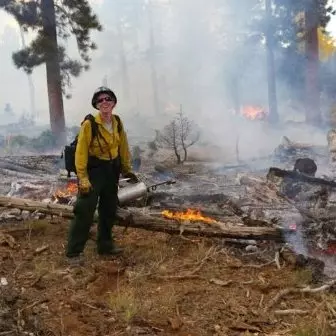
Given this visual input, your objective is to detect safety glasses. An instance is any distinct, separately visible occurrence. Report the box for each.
[96,96,114,104]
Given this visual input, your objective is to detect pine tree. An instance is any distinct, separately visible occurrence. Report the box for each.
[0,0,102,144]
[272,0,335,125]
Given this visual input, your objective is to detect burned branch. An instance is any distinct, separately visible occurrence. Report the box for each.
[155,108,200,163]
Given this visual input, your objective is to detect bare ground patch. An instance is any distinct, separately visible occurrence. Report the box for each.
[0,219,335,336]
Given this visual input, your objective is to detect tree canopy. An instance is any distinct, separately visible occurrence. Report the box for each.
[0,0,102,93]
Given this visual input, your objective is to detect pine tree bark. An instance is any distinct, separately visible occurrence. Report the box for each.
[41,0,66,145]
[265,0,279,124]
[305,2,321,126]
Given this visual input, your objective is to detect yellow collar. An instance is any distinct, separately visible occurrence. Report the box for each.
[94,113,115,125]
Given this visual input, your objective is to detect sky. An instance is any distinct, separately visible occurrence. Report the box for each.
[328,0,336,34]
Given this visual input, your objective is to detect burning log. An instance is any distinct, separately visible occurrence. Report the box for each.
[154,203,236,220]
[0,195,291,241]
[241,105,267,120]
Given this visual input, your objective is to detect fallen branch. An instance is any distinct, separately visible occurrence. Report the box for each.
[265,280,336,311]
[274,309,309,316]
[153,274,204,280]
[19,298,48,312]
[228,260,275,269]
[154,246,216,280]
[30,271,47,288]
[34,245,49,255]
[0,196,292,241]
[274,251,281,269]
[210,279,233,286]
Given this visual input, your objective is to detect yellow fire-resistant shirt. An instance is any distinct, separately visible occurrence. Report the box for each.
[75,113,131,180]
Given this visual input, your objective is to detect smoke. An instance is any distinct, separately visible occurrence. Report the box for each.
[284,214,309,256]
[0,0,335,156]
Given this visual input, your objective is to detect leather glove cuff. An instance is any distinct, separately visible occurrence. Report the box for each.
[123,172,139,183]
[79,178,92,194]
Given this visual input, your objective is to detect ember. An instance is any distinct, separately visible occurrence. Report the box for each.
[241,105,267,120]
[161,209,218,224]
[326,242,336,255]
[289,223,297,231]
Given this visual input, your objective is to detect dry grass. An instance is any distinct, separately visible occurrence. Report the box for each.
[108,279,179,326]
[25,219,50,233]
[1,221,336,336]
[33,259,54,275]
[293,269,314,286]
[108,286,139,324]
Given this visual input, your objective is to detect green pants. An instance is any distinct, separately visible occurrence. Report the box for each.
[66,162,119,257]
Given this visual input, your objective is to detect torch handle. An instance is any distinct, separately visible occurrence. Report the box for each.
[147,180,176,191]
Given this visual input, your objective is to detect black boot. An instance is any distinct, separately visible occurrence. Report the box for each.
[98,242,123,256]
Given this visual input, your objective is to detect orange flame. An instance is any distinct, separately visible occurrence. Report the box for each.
[161,209,217,224]
[55,181,78,199]
[241,105,266,120]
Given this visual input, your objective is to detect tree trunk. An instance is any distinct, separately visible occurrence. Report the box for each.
[265,0,279,124]
[174,148,181,163]
[41,0,66,146]
[147,2,160,115]
[115,4,130,100]
[0,196,290,241]
[231,76,241,116]
[305,3,321,126]
[182,147,187,162]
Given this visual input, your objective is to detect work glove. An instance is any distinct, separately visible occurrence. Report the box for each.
[78,178,92,195]
[123,171,139,184]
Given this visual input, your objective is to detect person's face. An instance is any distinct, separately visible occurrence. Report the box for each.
[96,93,116,115]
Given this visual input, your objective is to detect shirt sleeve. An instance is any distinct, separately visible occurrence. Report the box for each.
[75,120,92,180]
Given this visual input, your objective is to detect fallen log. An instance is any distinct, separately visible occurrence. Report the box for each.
[239,174,323,227]
[281,136,316,150]
[0,155,59,174]
[0,195,291,241]
[0,168,48,180]
[0,161,40,174]
[155,202,271,227]
[268,167,336,188]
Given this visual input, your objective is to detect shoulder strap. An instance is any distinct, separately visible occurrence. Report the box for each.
[114,114,123,134]
[81,113,104,152]
[82,114,98,139]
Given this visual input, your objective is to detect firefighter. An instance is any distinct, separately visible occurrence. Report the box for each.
[66,87,138,265]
